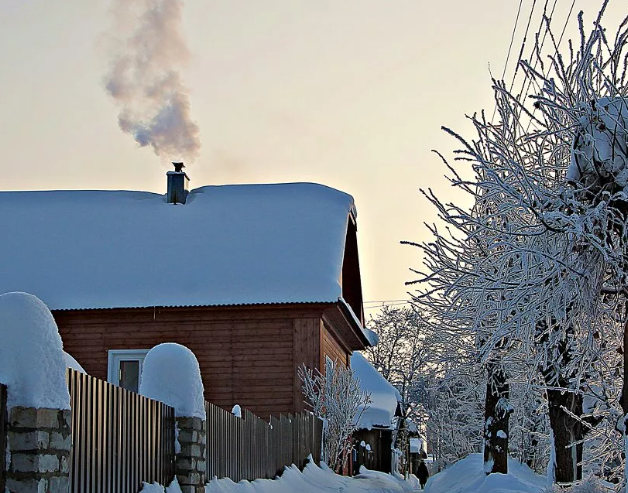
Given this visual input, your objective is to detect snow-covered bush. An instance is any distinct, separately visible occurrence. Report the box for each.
[298,361,370,473]
[0,291,70,410]
[139,343,205,419]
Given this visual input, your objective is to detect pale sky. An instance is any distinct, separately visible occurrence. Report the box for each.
[0,0,618,313]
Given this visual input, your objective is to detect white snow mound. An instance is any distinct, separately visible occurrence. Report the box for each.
[425,453,546,493]
[0,292,70,410]
[139,343,206,419]
[140,475,183,493]
[205,457,414,492]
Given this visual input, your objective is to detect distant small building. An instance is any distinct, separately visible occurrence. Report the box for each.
[0,168,375,419]
[351,352,402,474]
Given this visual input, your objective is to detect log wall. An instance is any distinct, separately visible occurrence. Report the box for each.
[54,304,350,419]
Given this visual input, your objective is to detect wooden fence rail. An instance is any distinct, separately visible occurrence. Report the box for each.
[205,401,323,482]
[67,369,175,493]
[0,383,7,493]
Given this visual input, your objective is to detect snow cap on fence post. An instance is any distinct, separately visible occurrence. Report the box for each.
[0,292,72,493]
[139,342,206,419]
[0,291,70,410]
[140,343,206,493]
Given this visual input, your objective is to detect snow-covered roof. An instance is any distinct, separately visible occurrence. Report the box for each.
[0,182,356,311]
[351,352,401,430]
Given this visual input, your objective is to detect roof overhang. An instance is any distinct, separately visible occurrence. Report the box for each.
[322,301,371,352]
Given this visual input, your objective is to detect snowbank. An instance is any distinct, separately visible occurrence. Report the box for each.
[139,343,206,419]
[351,352,401,430]
[205,459,414,493]
[425,453,546,493]
[0,292,70,410]
[140,476,183,492]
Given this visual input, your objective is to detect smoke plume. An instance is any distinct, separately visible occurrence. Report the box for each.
[104,0,200,161]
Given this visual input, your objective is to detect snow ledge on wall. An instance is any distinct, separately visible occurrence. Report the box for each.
[339,297,378,346]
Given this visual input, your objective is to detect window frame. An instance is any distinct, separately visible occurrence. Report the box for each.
[107,349,150,392]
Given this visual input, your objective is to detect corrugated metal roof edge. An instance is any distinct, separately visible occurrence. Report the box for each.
[50,300,337,312]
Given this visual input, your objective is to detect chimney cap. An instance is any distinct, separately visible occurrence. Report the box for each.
[172,162,185,173]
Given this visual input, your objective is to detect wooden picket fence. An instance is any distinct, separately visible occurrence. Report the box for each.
[205,401,323,482]
[0,384,6,493]
[67,369,176,493]
[0,372,323,490]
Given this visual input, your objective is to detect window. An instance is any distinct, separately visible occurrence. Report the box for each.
[107,349,149,393]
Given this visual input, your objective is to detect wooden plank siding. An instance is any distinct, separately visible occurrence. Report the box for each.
[292,318,321,413]
[322,323,350,369]
[54,304,352,419]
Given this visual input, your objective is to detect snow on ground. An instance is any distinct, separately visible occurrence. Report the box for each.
[0,291,70,410]
[140,476,183,492]
[139,343,206,419]
[425,454,546,493]
[206,460,415,493]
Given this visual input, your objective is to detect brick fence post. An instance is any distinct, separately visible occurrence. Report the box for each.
[5,407,71,493]
[175,416,206,493]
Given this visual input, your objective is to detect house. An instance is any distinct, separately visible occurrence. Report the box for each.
[351,352,402,474]
[0,167,374,419]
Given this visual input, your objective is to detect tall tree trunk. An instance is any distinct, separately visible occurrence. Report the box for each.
[483,363,512,474]
[621,315,628,490]
[537,316,596,485]
[546,388,584,483]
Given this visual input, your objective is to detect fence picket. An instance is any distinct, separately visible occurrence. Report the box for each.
[66,369,175,493]
[204,402,322,483]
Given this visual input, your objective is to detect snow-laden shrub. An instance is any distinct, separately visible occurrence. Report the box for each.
[298,361,370,473]
[139,343,205,419]
[0,291,70,410]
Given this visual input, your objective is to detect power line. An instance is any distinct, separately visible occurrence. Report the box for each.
[512,0,543,98]
[363,300,415,311]
[522,0,576,133]
[492,0,527,123]
[502,0,527,82]
[363,299,411,304]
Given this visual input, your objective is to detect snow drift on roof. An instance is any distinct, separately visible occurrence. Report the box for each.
[339,297,377,347]
[351,352,401,430]
[0,182,355,310]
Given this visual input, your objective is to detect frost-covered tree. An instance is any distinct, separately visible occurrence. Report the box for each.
[366,306,431,424]
[298,362,370,473]
[407,2,628,484]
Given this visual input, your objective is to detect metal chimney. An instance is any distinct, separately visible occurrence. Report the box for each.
[166,162,190,204]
